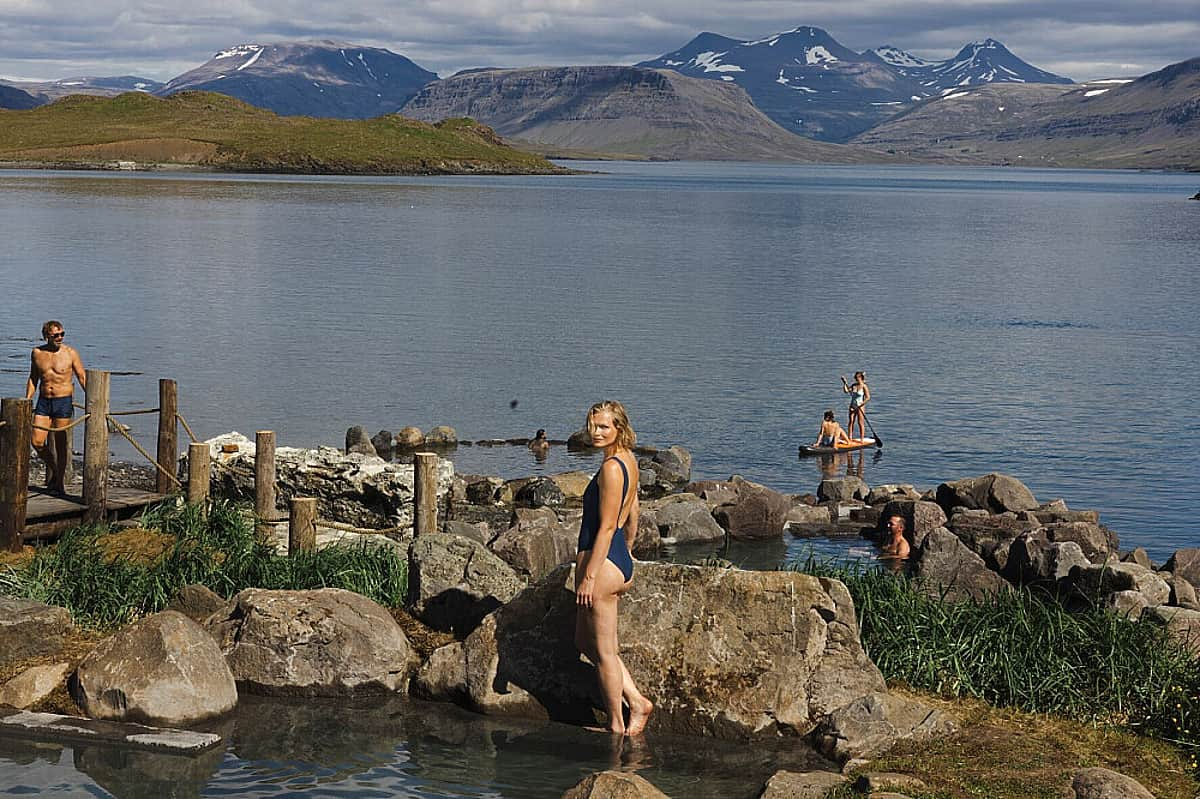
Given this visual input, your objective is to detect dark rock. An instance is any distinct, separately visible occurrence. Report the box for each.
[817,477,868,503]
[637,446,692,497]
[1163,549,1200,587]
[166,584,227,624]
[345,425,376,456]
[881,500,947,549]
[371,430,395,459]
[1070,562,1170,607]
[935,473,1037,515]
[408,533,525,635]
[713,479,791,540]
[1166,574,1200,610]
[684,479,740,508]
[0,596,73,668]
[514,477,564,509]
[911,527,1011,602]
[1043,521,1118,562]
[425,425,458,447]
[488,509,577,580]
[466,477,502,505]
[1004,532,1089,588]
[74,611,237,725]
[648,493,725,543]
[566,430,594,451]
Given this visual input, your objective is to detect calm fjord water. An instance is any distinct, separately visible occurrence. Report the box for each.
[1,161,1196,566]
[0,162,1198,796]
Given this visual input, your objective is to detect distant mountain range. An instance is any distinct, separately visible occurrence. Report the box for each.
[2,31,1195,170]
[400,66,892,163]
[155,41,437,118]
[636,27,1071,141]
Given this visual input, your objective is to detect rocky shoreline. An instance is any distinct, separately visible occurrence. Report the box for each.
[3,430,1189,798]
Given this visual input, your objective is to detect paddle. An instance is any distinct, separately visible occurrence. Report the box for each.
[861,411,884,448]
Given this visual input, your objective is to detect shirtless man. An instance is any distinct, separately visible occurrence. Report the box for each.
[880,514,911,560]
[26,321,86,493]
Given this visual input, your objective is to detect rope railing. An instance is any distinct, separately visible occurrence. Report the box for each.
[176,412,199,444]
[107,408,160,416]
[31,414,90,433]
[105,414,183,490]
[258,513,404,536]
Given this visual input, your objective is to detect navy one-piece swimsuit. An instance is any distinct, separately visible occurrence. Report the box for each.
[577,457,635,582]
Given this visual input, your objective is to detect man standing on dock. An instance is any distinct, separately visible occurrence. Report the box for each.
[26,320,85,493]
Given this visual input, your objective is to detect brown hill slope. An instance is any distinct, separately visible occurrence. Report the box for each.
[852,57,1200,170]
[402,66,899,163]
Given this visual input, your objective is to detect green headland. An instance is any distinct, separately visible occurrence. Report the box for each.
[0,91,569,175]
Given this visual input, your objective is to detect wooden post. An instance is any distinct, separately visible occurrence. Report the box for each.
[186,442,210,505]
[0,398,32,552]
[289,497,317,555]
[414,452,438,537]
[156,379,178,494]
[83,370,110,523]
[254,430,276,541]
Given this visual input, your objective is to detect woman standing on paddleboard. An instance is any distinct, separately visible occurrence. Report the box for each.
[841,371,870,441]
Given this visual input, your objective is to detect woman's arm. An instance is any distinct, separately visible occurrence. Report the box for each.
[626,494,639,558]
[862,384,871,404]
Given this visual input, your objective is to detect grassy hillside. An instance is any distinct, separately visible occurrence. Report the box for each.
[0,91,568,174]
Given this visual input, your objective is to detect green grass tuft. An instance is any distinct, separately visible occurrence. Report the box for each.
[788,554,1200,769]
[0,498,408,630]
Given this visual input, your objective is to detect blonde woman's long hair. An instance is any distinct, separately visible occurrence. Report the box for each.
[587,400,637,450]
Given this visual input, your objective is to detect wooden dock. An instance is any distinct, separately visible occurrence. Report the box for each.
[23,486,167,541]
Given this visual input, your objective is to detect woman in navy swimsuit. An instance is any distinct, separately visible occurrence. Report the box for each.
[574,400,653,736]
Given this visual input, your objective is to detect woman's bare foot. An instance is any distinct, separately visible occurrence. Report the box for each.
[626,699,653,736]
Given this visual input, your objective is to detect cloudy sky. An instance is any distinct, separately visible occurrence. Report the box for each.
[1,0,1196,83]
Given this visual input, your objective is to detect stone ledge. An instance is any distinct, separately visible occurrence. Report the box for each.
[0,707,222,754]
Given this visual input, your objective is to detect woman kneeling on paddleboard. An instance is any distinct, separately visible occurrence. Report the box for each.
[814,409,851,448]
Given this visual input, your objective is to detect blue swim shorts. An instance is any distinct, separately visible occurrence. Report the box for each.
[34,395,74,420]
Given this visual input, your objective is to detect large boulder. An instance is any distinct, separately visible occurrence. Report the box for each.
[881,500,947,549]
[408,533,525,635]
[1070,767,1155,799]
[0,662,72,709]
[1163,549,1200,587]
[1042,521,1118,562]
[206,588,415,696]
[344,426,376,456]
[646,493,725,543]
[0,596,72,668]
[1070,562,1170,607]
[935,473,1037,515]
[425,425,458,446]
[514,477,564,509]
[395,426,425,449]
[1005,532,1089,588]
[713,479,791,540]
[945,512,1038,571]
[760,770,848,799]
[1166,574,1200,610]
[73,611,237,725]
[1141,606,1200,656]
[911,527,1011,602]
[817,477,868,503]
[370,429,395,460]
[562,771,670,799]
[416,563,887,739]
[814,691,957,762]
[202,432,454,529]
[547,471,591,500]
[637,446,692,497]
[488,508,577,580]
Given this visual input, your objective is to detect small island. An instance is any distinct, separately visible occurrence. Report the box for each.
[0,91,570,175]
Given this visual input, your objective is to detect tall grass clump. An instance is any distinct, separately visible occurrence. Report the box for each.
[0,499,407,630]
[790,554,1200,763]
